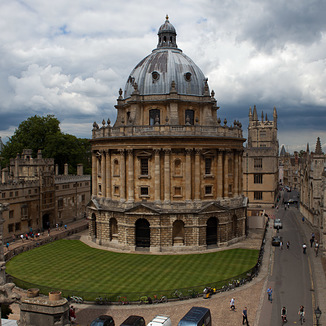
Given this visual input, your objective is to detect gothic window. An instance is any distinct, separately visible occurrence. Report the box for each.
[254,174,263,184]
[140,158,149,176]
[113,159,119,176]
[205,158,212,175]
[185,109,194,125]
[149,109,160,125]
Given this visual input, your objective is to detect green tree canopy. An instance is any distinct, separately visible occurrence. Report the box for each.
[1,115,91,174]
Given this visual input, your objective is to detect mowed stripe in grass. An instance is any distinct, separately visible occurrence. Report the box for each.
[6,240,259,293]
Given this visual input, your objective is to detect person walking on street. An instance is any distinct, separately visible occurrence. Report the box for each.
[310,237,314,248]
[230,297,235,311]
[280,241,283,250]
[267,287,273,302]
[242,307,249,325]
[286,241,290,249]
[303,243,307,254]
[315,241,319,257]
[302,216,305,223]
[312,232,315,242]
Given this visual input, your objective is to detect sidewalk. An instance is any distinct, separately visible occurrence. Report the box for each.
[294,207,326,326]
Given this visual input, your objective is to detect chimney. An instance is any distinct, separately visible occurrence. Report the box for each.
[55,164,59,176]
[64,163,68,176]
[77,164,83,176]
[1,168,8,184]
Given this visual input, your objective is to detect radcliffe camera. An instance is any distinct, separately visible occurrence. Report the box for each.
[0,4,325,326]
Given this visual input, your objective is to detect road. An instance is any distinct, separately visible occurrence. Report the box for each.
[258,189,314,325]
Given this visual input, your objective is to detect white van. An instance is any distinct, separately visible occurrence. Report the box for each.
[147,315,171,326]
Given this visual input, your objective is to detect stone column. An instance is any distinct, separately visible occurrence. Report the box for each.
[92,151,97,196]
[234,152,239,196]
[217,150,223,198]
[119,149,126,201]
[194,149,201,200]
[101,150,106,197]
[224,151,229,198]
[154,149,161,202]
[127,149,134,202]
[185,149,192,201]
[163,149,171,203]
[106,151,111,200]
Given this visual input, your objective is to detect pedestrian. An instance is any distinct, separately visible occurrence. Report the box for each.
[303,243,307,254]
[310,237,314,247]
[302,216,305,223]
[64,224,67,230]
[267,287,273,302]
[12,234,15,242]
[242,307,249,325]
[280,241,283,250]
[315,241,319,257]
[69,305,76,323]
[287,202,290,209]
[312,232,315,242]
[230,297,235,311]
[48,228,50,236]
[56,223,59,230]
[286,241,290,249]
[6,242,9,251]
[20,234,24,242]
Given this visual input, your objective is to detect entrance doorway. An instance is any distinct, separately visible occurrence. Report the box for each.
[206,217,218,246]
[135,219,150,247]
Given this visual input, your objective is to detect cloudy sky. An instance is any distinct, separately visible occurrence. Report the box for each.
[1,0,326,153]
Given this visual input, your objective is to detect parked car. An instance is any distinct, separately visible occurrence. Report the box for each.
[274,219,283,229]
[178,307,211,326]
[91,315,115,326]
[120,316,145,326]
[147,315,171,326]
[272,236,283,246]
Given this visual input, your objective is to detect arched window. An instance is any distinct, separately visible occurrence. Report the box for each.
[173,220,185,245]
[109,218,118,241]
[149,109,160,126]
[185,109,194,125]
[228,158,233,174]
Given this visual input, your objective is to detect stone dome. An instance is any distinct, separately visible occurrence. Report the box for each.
[124,17,208,99]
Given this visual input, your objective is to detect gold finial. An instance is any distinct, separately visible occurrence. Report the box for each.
[166,14,169,20]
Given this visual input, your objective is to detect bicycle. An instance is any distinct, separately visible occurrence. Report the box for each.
[139,295,152,304]
[171,289,183,300]
[95,296,110,305]
[117,296,129,305]
[153,294,168,304]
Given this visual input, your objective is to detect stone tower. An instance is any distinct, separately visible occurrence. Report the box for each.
[243,105,279,215]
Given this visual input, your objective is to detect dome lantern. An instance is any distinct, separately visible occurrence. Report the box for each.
[157,15,177,49]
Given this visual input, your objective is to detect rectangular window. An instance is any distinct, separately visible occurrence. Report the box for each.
[254,174,263,184]
[21,206,28,219]
[254,158,262,169]
[141,158,149,175]
[205,158,212,175]
[58,198,64,209]
[185,109,194,125]
[8,224,14,233]
[15,191,18,196]
[140,187,149,196]
[254,191,263,200]
[174,187,182,196]
[82,194,85,203]
[9,192,13,197]
[114,186,119,195]
[260,131,266,137]
[1,193,5,198]
[9,210,14,219]
[15,222,21,231]
[205,185,212,195]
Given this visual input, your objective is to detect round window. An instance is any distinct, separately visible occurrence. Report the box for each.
[152,71,160,81]
[184,72,192,82]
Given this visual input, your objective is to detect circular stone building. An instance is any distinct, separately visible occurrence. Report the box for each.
[87,16,247,252]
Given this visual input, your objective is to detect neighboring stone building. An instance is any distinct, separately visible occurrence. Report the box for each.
[299,138,325,231]
[0,149,90,241]
[87,16,247,252]
[243,106,279,216]
[279,145,300,190]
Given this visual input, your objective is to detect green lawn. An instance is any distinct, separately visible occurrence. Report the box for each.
[6,240,259,301]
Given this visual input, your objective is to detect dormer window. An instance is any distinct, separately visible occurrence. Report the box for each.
[184,72,192,82]
[152,71,160,82]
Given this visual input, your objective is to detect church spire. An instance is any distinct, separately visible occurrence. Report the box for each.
[315,137,323,154]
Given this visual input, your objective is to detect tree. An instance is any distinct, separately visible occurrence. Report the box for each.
[1,115,91,174]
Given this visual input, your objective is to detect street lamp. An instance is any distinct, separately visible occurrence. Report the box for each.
[315,306,322,326]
